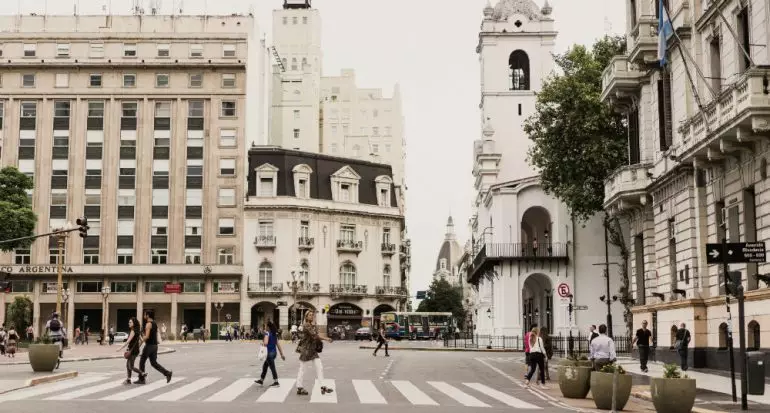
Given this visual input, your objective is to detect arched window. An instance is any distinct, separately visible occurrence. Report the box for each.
[748,321,760,350]
[718,322,729,349]
[383,265,391,287]
[291,58,298,71]
[340,262,356,286]
[299,260,309,285]
[258,262,273,288]
[669,325,679,348]
[509,50,530,91]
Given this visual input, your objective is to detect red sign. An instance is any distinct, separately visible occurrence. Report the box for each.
[164,283,182,294]
[557,283,571,298]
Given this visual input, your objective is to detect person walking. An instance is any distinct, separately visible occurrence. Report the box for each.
[136,311,172,384]
[373,326,390,357]
[588,325,599,345]
[116,317,144,385]
[109,326,115,345]
[524,327,547,389]
[255,320,285,387]
[589,324,616,371]
[295,311,333,396]
[5,326,19,358]
[26,325,34,342]
[45,312,65,369]
[540,327,553,380]
[675,322,691,371]
[523,325,537,378]
[632,320,652,373]
[0,325,6,356]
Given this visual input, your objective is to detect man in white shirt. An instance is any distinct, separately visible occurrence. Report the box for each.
[589,324,616,372]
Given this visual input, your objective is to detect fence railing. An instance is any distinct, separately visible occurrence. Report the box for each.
[442,332,633,355]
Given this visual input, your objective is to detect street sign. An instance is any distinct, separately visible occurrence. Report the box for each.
[706,242,767,264]
[575,305,588,311]
[557,283,571,298]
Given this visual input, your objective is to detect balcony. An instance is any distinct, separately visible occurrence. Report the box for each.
[336,240,363,254]
[254,235,277,249]
[603,163,654,213]
[627,17,658,65]
[601,55,644,107]
[298,237,315,250]
[247,283,283,296]
[381,243,396,256]
[466,242,569,285]
[329,284,367,298]
[295,282,322,296]
[375,286,407,298]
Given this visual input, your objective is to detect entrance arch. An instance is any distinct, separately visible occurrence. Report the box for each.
[522,273,554,334]
[250,302,279,332]
[327,303,363,340]
[288,301,316,328]
[373,304,397,330]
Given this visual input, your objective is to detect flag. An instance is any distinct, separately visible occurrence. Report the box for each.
[658,0,674,67]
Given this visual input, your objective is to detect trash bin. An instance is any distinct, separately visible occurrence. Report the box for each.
[747,351,766,396]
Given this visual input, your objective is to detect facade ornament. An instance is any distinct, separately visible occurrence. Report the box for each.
[492,0,542,22]
[541,0,552,15]
[482,117,495,138]
[322,225,328,247]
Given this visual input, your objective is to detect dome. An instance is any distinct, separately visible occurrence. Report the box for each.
[492,0,543,21]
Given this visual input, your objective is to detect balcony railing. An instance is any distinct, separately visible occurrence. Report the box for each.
[600,55,644,104]
[336,240,363,253]
[381,243,396,255]
[329,284,367,296]
[375,286,406,297]
[296,283,321,294]
[247,283,283,295]
[467,242,569,284]
[254,235,277,248]
[603,163,653,210]
[627,17,658,65]
[298,237,315,250]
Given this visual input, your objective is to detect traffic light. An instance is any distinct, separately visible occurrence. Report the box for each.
[76,216,89,238]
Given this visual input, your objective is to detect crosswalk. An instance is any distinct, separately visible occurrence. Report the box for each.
[475,356,523,363]
[0,373,542,409]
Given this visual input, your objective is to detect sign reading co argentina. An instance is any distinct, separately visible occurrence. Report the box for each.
[705,242,767,264]
[0,265,74,274]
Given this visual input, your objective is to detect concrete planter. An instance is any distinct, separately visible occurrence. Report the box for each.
[590,371,632,410]
[29,344,59,372]
[557,365,592,399]
[650,377,696,413]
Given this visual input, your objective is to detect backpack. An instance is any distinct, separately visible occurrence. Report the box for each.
[49,319,62,332]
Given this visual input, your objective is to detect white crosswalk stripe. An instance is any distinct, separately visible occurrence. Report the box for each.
[464,382,541,409]
[100,377,185,401]
[204,378,253,402]
[0,374,112,401]
[391,380,438,406]
[428,381,490,407]
[256,378,296,402]
[352,379,387,404]
[46,379,126,400]
[151,377,219,401]
[310,379,336,403]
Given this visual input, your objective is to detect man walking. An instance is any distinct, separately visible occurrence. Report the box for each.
[136,311,173,384]
[589,324,616,372]
[373,326,390,357]
[45,313,65,369]
[109,326,115,345]
[675,322,691,371]
[632,320,652,373]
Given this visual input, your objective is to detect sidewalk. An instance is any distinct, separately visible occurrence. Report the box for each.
[0,343,175,366]
[359,339,521,352]
[0,370,77,395]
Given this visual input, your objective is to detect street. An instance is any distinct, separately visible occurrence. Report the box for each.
[0,342,559,412]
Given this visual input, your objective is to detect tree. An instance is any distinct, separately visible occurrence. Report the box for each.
[6,296,33,333]
[523,36,633,331]
[0,166,37,252]
[417,279,466,329]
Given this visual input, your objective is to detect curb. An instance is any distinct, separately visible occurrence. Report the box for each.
[0,371,78,395]
[0,347,176,366]
[630,391,727,413]
[358,345,522,353]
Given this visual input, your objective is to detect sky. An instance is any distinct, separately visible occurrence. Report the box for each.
[2,0,626,295]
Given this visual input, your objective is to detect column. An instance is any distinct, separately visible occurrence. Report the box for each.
[67,276,75,342]
[692,165,709,298]
[239,273,250,329]
[0,290,5,326]
[204,278,212,331]
[136,276,144,319]
[32,280,41,336]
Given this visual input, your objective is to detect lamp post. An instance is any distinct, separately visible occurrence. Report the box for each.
[54,223,73,315]
[100,286,110,345]
[486,307,493,349]
[61,287,71,327]
[287,268,305,330]
[214,302,223,339]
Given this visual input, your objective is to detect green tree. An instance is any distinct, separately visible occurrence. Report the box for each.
[523,36,633,331]
[0,166,37,252]
[417,279,466,329]
[6,296,33,333]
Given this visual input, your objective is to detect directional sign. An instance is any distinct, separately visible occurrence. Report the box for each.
[557,283,571,298]
[706,242,767,264]
[575,305,588,311]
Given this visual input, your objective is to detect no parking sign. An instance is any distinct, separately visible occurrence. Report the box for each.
[557,283,571,298]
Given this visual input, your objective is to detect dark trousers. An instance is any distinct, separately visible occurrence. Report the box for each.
[126,353,142,379]
[678,348,688,371]
[374,340,389,355]
[260,351,278,380]
[526,352,546,385]
[139,344,170,377]
[638,345,650,371]
[109,334,114,345]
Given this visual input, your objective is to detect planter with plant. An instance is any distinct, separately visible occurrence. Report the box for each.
[650,363,696,413]
[557,355,592,399]
[29,334,60,372]
[590,363,632,410]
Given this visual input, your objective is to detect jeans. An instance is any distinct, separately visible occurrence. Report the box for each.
[678,348,688,371]
[638,345,650,371]
[261,351,278,381]
[126,353,142,379]
[139,344,171,377]
[296,358,324,389]
[525,352,545,385]
[374,340,389,355]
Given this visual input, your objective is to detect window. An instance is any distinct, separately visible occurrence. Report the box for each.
[190,43,203,58]
[509,50,530,90]
[50,247,65,265]
[372,127,380,136]
[189,73,203,88]
[117,248,134,265]
[303,16,308,24]
[142,281,165,293]
[185,249,201,264]
[219,188,236,206]
[222,43,236,58]
[382,227,391,244]
[157,44,170,57]
[737,6,751,72]
[123,74,137,87]
[186,219,202,236]
[118,219,135,236]
[385,126,392,135]
[331,143,338,153]
[258,221,274,237]
[14,249,31,265]
[340,184,350,201]
[152,189,170,206]
[219,218,235,235]
[218,247,234,265]
[259,178,274,197]
[55,73,68,88]
[90,43,104,58]
[220,158,236,176]
[709,36,722,92]
[340,262,356,286]
[153,159,170,176]
[220,129,236,147]
[373,109,379,118]
[221,101,236,117]
[76,281,103,293]
[340,224,355,242]
[221,73,236,88]
[383,265,392,287]
[56,43,70,57]
[123,43,137,57]
[299,261,309,284]
[182,282,203,293]
[152,249,168,265]
[258,262,273,288]
[282,17,288,25]
[352,145,360,157]
[385,144,391,152]
[293,129,300,139]
[52,159,69,176]
[23,43,36,57]
[291,58,298,71]
[300,221,310,239]
[657,69,673,151]
[292,17,298,24]
[298,179,308,198]
[186,159,203,176]
[293,110,300,120]
[120,159,136,177]
[156,73,170,88]
[110,282,136,293]
[83,249,100,265]
[22,74,35,88]
[186,189,202,206]
[21,101,37,118]
[89,74,103,87]
[372,144,379,153]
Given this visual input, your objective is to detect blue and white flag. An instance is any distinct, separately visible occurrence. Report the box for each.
[658,0,674,67]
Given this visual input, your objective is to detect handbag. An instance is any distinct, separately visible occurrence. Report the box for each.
[315,338,323,353]
[257,345,267,361]
[124,336,140,359]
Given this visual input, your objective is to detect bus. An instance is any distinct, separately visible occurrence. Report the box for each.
[381,312,453,340]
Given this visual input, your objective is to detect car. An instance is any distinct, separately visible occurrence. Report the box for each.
[113,332,129,343]
[355,327,373,341]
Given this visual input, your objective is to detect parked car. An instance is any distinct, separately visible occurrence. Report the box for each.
[355,327,373,341]
[113,332,129,343]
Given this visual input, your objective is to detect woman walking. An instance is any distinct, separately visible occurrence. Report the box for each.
[255,320,285,387]
[295,311,333,396]
[524,327,548,389]
[116,317,144,384]
[540,327,554,381]
[5,325,19,358]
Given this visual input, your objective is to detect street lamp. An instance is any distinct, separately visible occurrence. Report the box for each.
[100,286,110,345]
[214,302,224,339]
[486,307,493,349]
[61,288,71,327]
[287,267,305,329]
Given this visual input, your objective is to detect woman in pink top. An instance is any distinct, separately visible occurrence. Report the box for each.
[523,326,537,377]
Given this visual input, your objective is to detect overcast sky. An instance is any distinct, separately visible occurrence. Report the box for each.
[2,0,625,295]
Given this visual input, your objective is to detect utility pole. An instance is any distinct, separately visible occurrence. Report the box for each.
[604,224,613,337]
[722,238,738,403]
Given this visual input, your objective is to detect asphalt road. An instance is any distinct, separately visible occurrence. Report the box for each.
[0,342,569,412]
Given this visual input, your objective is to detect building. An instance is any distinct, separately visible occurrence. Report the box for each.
[0,13,267,340]
[432,216,464,286]
[464,0,625,338]
[601,0,770,371]
[242,146,408,335]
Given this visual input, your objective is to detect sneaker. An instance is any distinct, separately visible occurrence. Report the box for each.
[270,381,280,387]
[166,371,173,383]
[297,388,309,396]
[254,379,264,386]
[134,378,146,385]
[321,386,334,395]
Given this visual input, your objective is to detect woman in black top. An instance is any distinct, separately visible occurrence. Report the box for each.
[116,317,143,384]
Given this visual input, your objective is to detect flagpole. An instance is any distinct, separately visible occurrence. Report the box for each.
[715,9,756,68]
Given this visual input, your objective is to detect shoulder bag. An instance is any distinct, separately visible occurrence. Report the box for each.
[124,338,138,359]
[315,338,323,353]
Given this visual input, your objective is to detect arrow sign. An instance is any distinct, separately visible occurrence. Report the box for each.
[706,242,767,264]
[709,249,720,260]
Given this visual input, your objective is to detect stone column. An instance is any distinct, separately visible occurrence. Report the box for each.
[240,273,250,329]
[32,280,41,336]
[67,275,76,342]
[136,276,144,319]
[204,279,212,331]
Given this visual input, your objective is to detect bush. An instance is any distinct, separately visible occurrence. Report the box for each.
[600,363,626,374]
[33,334,53,344]
[6,296,33,331]
[662,363,688,379]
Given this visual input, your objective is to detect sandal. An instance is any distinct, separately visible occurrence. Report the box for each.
[296,388,309,395]
[321,386,334,394]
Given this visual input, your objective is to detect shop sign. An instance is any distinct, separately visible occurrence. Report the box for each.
[0,265,74,274]
[164,283,182,294]
[328,303,363,317]
[218,282,236,293]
